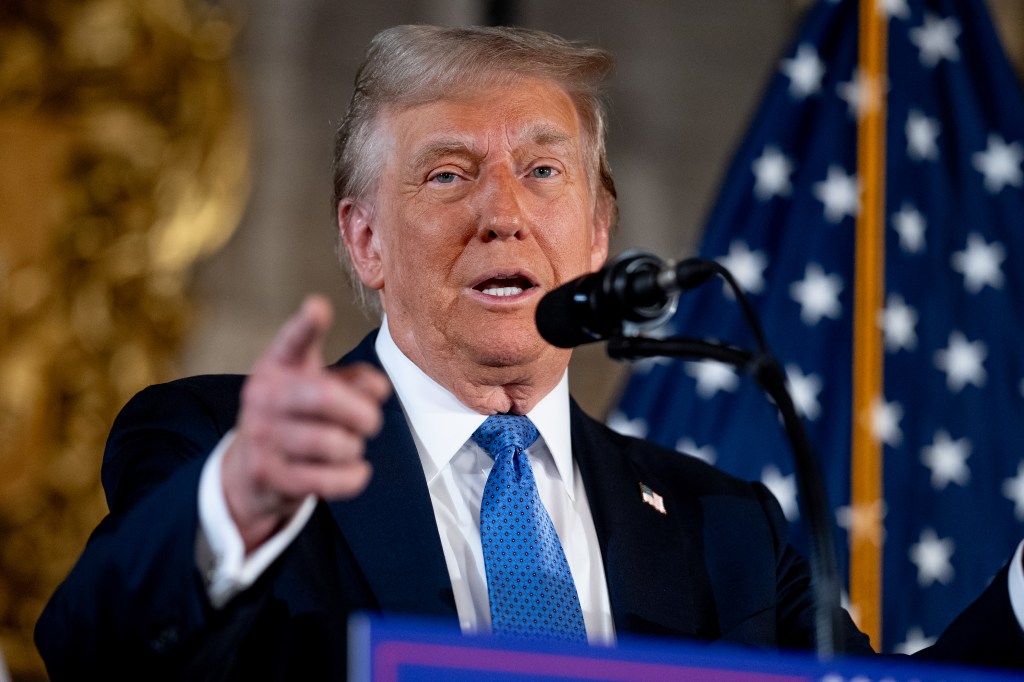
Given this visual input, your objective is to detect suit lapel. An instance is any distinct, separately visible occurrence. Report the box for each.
[325,333,457,620]
[570,402,718,641]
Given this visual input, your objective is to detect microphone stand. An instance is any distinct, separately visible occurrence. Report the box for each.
[604,265,845,660]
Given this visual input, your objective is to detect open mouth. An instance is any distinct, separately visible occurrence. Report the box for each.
[472,274,536,297]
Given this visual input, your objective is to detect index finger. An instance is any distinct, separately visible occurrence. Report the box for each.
[263,294,333,368]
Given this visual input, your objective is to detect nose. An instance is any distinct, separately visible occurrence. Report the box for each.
[478,168,529,241]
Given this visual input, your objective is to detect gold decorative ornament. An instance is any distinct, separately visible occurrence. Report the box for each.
[0,0,248,677]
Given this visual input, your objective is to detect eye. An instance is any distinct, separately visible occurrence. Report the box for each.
[531,166,557,179]
[431,171,458,184]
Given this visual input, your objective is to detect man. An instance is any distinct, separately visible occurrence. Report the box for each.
[36,25,1024,680]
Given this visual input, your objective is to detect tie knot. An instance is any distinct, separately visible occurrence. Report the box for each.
[471,414,539,460]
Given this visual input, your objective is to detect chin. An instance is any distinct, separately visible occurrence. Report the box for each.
[462,328,548,369]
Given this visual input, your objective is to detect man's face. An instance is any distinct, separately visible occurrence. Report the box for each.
[353,77,610,376]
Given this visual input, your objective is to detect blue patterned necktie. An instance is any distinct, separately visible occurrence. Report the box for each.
[473,414,587,642]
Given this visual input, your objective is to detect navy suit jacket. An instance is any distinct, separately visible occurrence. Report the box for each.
[36,332,1024,680]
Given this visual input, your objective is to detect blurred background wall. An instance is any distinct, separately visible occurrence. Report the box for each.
[0,0,1020,679]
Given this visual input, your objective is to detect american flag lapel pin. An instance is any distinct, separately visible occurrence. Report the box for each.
[639,482,667,515]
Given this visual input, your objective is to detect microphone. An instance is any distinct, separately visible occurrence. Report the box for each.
[535,251,718,348]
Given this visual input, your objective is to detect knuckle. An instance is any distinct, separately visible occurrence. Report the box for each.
[301,427,333,458]
[332,428,365,459]
[293,378,331,414]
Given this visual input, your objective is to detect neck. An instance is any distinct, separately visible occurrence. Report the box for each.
[431,361,565,415]
[387,324,570,415]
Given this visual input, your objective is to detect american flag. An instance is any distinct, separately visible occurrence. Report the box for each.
[610,0,1024,654]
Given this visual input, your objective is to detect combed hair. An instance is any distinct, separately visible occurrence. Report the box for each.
[332,24,618,316]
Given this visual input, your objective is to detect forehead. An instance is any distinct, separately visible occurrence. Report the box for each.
[381,77,584,158]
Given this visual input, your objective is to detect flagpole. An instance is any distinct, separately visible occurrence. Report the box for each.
[850,0,888,651]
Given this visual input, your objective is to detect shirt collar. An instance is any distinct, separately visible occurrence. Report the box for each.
[374,317,575,498]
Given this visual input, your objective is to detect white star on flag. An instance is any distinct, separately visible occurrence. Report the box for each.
[891,201,927,253]
[790,263,843,325]
[934,330,987,393]
[879,293,918,352]
[780,43,825,99]
[877,0,910,20]
[813,165,860,223]
[905,109,940,161]
[1002,462,1024,521]
[895,627,938,655]
[751,146,794,200]
[761,464,799,521]
[909,528,955,587]
[909,13,961,67]
[685,360,740,399]
[606,411,647,439]
[718,240,768,295]
[675,437,716,465]
[921,430,971,490]
[972,133,1024,193]
[785,364,823,421]
[951,233,1005,293]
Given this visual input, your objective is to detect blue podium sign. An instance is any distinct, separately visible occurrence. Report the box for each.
[349,614,1019,682]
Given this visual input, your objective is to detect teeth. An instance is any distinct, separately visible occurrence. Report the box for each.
[481,286,524,297]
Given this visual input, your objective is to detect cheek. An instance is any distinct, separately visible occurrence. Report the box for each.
[382,218,462,298]
[549,205,602,272]
[543,236,597,288]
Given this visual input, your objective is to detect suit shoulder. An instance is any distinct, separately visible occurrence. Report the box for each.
[133,373,247,409]
[574,406,759,498]
[117,374,247,430]
[103,374,247,512]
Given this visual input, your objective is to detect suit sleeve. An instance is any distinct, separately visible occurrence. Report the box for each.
[34,378,265,681]
[749,482,875,656]
[913,561,1024,669]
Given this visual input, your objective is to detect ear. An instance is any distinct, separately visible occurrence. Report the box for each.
[338,198,384,290]
[589,190,613,271]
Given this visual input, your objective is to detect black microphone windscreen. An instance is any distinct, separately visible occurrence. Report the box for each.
[535,282,598,348]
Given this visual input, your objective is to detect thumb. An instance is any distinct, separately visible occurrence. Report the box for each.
[263,294,333,368]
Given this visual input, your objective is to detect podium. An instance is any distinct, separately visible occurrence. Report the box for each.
[349,614,1019,682]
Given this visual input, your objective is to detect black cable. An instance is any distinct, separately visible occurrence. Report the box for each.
[702,260,771,354]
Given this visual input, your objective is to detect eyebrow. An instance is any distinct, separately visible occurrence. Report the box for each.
[525,124,574,150]
[409,141,477,172]
[408,124,578,171]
